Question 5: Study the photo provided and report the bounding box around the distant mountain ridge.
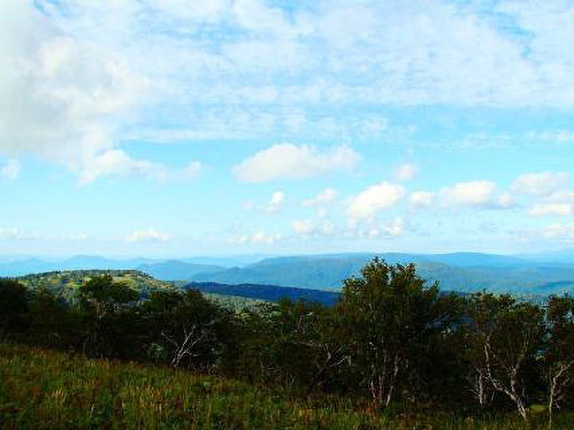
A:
[0,255,262,277]
[2,252,574,295]
[186,281,341,306]
[190,253,574,295]
[136,260,226,281]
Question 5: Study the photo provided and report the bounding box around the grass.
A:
[1,343,573,429]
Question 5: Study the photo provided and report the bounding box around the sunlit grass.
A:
[1,343,573,429]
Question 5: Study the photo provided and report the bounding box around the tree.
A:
[28,288,79,349]
[463,293,512,409]
[544,295,574,427]
[337,258,459,406]
[143,289,233,369]
[235,298,349,391]
[78,274,139,357]
[465,292,544,421]
[0,279,30,340]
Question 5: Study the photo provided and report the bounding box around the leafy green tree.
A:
[234,298,349,392]
[27,288,79,349]
[143,289,233,369]
[0,279,30,340]
[337,258,460,406]
[78,274,139,357]
[465,292,544,421]
[545,295,574,426]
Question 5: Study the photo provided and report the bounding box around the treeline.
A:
[2,258,574,424]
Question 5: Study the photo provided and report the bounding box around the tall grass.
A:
[1,343,572,429]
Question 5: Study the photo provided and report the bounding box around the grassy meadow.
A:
[1,343,573,430]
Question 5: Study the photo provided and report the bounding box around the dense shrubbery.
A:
[2,258,574,425]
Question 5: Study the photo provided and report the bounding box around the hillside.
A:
[0,255,267,277]
[187,281,341,305]
[3,252,574,296]
[17,270,176,301]
[2,343,556,430]
[137,260,226,281]
[190,253,574,295]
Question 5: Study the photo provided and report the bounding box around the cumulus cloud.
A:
[0,228,26,241]
[512,172,570,196]
[232,144,360,183]
[542,222,574,242]
[440,181,515,209]
[127,228,171,243]
[292,219,316,235]
[15,0,574,164]
[0,159,21,180]
[302,188,338,207]
[408,191,434,209]
[0,2,152,183]
[347,181,406,221]
[232,231,283,245]
[530,203,573,217]
[360,216,405,239]
[79,150,166,184]
[393,163,419,182]
[292,218,336,237]
[265,191,286,214]
[183,161,203,179]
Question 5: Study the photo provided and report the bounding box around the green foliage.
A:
[4,343,574,430]
[5,259,574,427]
[0,279,30,339]
[19,269,175,302]
[337,258,463,406]
[142,289,235,369]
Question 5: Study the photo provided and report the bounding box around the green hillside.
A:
[17,270,176,301]
[191,254,574,294]
[1,343,567,430]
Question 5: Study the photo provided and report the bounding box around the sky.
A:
[1,0,574,258]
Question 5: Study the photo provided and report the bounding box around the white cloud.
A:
[265,191,286,214]
[302,187,338,207]
[0,159,21,180]
[292,219,316,235]
[321,219,335,236]
[292,218,336,237]
[79,150,165,184]
[545,190,574,204]
[232,231,283,245]
[542,222,574,242]
[0,2,151,183]
[440,181,515,209]
[149,0,230,22]
[251,231,282,244]
[232,144,360,183]
[3,0,574,190]
[361,216,405,239]
[127,228,171,243]
[183,161,203,179]
[530,203,573,217]
[347,181,406,221]
[408,191,434,209]
[512,172,570,196]
[393,163,419,182]
[0,228,25,241]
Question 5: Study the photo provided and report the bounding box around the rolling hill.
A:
[137,260,226,281]
[186,281,341,305]
[16,270,176,301]
[190,253,574,295]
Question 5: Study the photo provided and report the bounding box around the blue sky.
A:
[1,0,574,257]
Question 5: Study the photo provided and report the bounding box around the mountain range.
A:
[2,251,574,295]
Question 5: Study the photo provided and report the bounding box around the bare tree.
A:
[161,322,215,368]
[466,293,544,422]
[545,296,574,428]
